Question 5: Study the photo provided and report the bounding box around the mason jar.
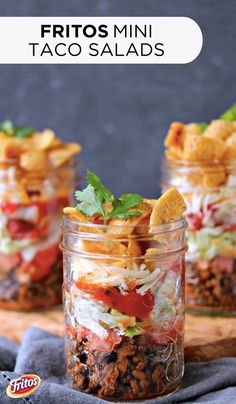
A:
[0,157,79,310]
[61,215,187,401]
[162,159,236,315]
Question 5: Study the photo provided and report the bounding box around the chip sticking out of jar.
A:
[162,103,236,315]
[64,170,186,227]
[0,120,81,310]
[62,171,187,401]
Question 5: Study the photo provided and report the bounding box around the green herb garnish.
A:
[197,122,208,132]
[75,170,143,224]
[195,104,236,132]
[220,103,236,121]
[14,127,35,138]
[0,120,35,138]
[0,120,14,135]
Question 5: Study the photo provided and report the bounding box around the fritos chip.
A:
[0,125,81,181]
[0,138,26,159]
[203,169,227,187]
[127,240,142,256]
[144,248,162,271]
[66,143,82,154]
[80,239,127,256]
[164,122,186,150]
[50,138,63,149]
[145,248,162,256]
[65,173,186,263]
[63,207,89,223]
[165,148,183,160]
[144,199,157,208]
[204,120,235,140]
[31,129,55,150]
[224,133,236,160]
[183,134,225,161]
[20,150,46,172]
[150,188,186,225]
[164,115,236,187]
[49,144,81,168]
[63,207,110,235]
[185,123,202,136]
[165,122,201,158]
[109,202,152,236]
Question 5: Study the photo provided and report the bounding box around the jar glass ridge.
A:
[62,216,187,401]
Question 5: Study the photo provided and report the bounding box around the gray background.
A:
[0,0,236,196]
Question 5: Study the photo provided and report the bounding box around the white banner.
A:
[0,17,203,64]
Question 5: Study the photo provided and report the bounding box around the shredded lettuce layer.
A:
[70,287,140,338]
[187,228,236,262]
[0,214,33,254]
[68,268,181,340]
[0,213,60,259]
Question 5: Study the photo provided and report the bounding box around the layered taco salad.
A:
[62,171,187,400]
[0,121,81,310]
[163,104,236,313]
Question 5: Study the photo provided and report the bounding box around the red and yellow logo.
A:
[6,374,41,398]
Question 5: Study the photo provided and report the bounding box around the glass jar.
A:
[61,216,187,401]
[0,158,79,310]
[162,159,236,315]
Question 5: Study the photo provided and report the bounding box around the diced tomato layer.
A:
[0,252,21,272]
[226,223,236,231]
[4,197,69,239]
[187,213,203,230]
[76,283,154,319]
[18,244,60,282]
[0,201,29,215]
[0,202,18,215]
[74,326,121,352]
[7,218,49,240]
[89,330,122,352]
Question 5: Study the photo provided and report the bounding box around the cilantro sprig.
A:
[196,103,236,132]
[196,122,208,132]
[220,103,236,121]
[75,171,143,224]
[0,120,35,138]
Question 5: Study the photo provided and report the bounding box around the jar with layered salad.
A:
[162,109,236,315]
[62,171,187,401]
[0,122,81,310]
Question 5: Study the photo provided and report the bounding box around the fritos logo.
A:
[6,374,41,398]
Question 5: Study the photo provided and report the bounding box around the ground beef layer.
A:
[186,258,236,313]
[0,259,63,310]
[66,333,183,400]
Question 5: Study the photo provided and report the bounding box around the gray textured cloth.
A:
[0,327,236,403]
